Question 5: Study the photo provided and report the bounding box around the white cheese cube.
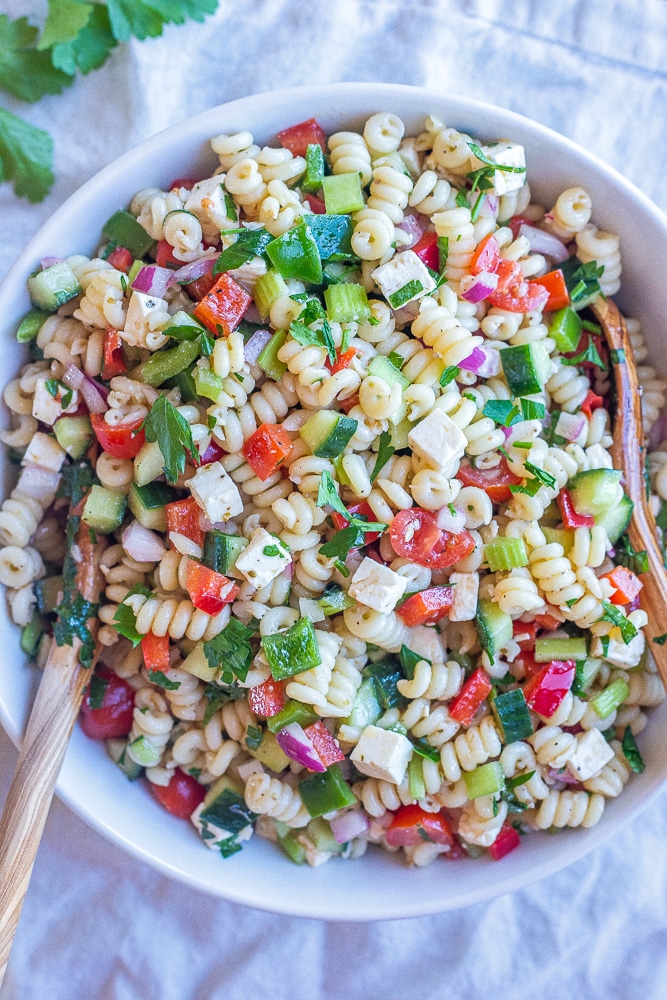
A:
[351,725,414,784]
[479,141,526,196]
[448,571,479,622]
[122,290,169,348]
[31,376,79,426]
[408,408,467,477]
[409,624,447,664]
[234,527,292,590]
[184,176,234,235]
[566,728,615,782]
[348,557,408,615]
[185,461,243,523]
[591,630,645,669]
[22,431,66,472]
[371,250,436,307]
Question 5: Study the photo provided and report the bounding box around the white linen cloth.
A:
[1,0,667,996]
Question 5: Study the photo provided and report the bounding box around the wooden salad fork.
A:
[0,520,106,988]
[592,297,667,687]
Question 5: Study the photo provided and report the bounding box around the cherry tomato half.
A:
[389,509,475,569]
[456,458,522,504]
[80,668,135,740]
[386,805,454,848]
[90,413,145,459]
[151,770,206,819]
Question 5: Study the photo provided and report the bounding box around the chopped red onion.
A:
[40,256,64,269]
[244,328,272,364]
[275,724,325,772]
[243,302,263,326]
[459,345,501,377]
[460,271,499,304]
[548,767,580,785]
[121,521,166,563]
[330,809,370,844]
[130,265,174,298]
[554,411,586,442]
[62,363,107,413]
[395,213,424,249]
[171,254,217,286]
[501,425,513,440]
[518,224,569,263]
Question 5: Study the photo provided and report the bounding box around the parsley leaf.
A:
[467,141,527,175]
[652,633,667,646]
[370,430,395,483]
[621,726,645,773]
[212,227,273,275]
[142,395,197,483]
[509,479,542,497]
[203,619,255,685]
[599,600,638,645]
[245,725,263,751]
[559,256,604,304]
[53,592,98,668]
[615,533,649,576]
[0,107,54,202]
[38,0,94,51]
[112,583,152,646]
[439,365,460,387]
[319,525,365,559]
[88,673,109,710]
[0,16,73,101]
[148,669,181,691]
[202,681,246,724]
[50,5,117,75]
[520,398,546,421]
[57,459,97,507]
[289,318,336,364]
[317,471,385,532]
[483,399,521,427]
[524,461,556,489]
[563,337,606,370]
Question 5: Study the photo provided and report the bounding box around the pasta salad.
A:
[1,111,665,868]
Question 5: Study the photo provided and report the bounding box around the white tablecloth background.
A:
[1,1,667,996]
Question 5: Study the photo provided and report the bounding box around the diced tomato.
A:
[277,117,327,157]
[151,770,206,819]
[488,823,521,860]
[325,347,358,374]
[390,508,475,569]
[248,677,285,718]
[141,632,170,673]
[533,610,563,631]
[397,586,453,626]
[199,438,225,465]
[508,215,532,239]
[557,489,594,529]
[513,620,538,650]
[80,668,135,740]
[90,413,145,459]
[456,458,522,504]
[331,501,382,545]
[101,327,127,380]
[184,271,218,301]
[580,390,604,419]
[106,246,133,273]
[165,497,204,548]
[412,231,440,271]
[488,260,550,313]
[531,269,570,312]
[193,272,251,336]
[514,648,542,677]
[303,193,326,214]
[339,392,359,414]
[601,566,643,605]
[448,667,492,726]
[524,659,576,717]
[386,805,454,848]
[470,233,501,275]
[242,423,293,481]
[304,720,345,767]
[155,239,181,269]
[170,177,199,191]
[185,560,238,615]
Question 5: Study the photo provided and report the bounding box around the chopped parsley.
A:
[88,672,109,710]
[388,279,423,310]
[483,399,521,427]
[203,618,255,686]
[439,365,460,387]
[147,669,181,691]
[524,461,556,489]
[615,534,649,576]
[45,378,73,408]
[289,317,336,364]
[262,545,281,557]
[112,582,152,646]
[53,591,97,668]
[621,726,645,773]
[652,633,667,646]
[598,601,638,645]
[142,395,197,483]
[559,256,604,304]
[212,227,272,275]
[563,337,606,370]
[370,430,395,483]
[202,681,246,725]
[245,725,263,751]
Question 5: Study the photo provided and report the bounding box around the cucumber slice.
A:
[500,343,551,396]
[128,481,180,531]
[16,308,50,343]
[594,494,633,543]
[491,689,533,743]
[306,817,344,854]
[202,531,248,575]
[389,417,411,450]
[549,306,582,353]
[534,636,588,662]
[106,738,143,780]
[567,469,623,517]
[82,485,127,533]
[133,440,166,486]
[340,677,382,730]
[299,411,358,458]
[53,415,93,459]
[21,612,47,658]
[368,354,410,390]
[542,526,574,554]
[28,261,81,312]
[475,598,512,658]
[200,774,253,833]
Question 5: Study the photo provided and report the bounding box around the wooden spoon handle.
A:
[0,639,87,987]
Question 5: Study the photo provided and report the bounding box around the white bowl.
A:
[1,83,666,920]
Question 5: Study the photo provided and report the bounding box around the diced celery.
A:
[254,269,289,320]
[484,537,529,572]
[324,282,370,322]
[257,328,288,380]
[194,365,224,402]
[408,755,426,800]
[463,761,506,800]
[322,173,365,214]
[591,678,630,719]
[534,636,588,662]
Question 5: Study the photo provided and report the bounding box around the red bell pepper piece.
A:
[396,586,453,627]
[165,497,204,548]
[448,667,492,726]
[101,327,127,380]
[533,610,563,631]
[151,770,206,819]
[304,720,345,767]
[325,347,359,374]
[488,823,521,860]
[170,177,199,191]
[277,117,327,157]
[106,246,133,273]
[242,422,293,481]
[303,193,326,214]
[185,561,238,615]
[331,501,382,544]
[90,413,145,459]
[557,488,594,529]
[339,392,359,414]
[470,233,501,275]
[523,659,576,717]
[155,239,181,269]
[192,272,251,336]
[530,269,570,311]
[141,631,170,674]
[580,389,604,419]
[248,677,285,718]
[184,272,218,302]
[385,805,454,848]
[513,620,538,650]
[80,668,135,739]
[412,231,440,271]
[601,566,643,605]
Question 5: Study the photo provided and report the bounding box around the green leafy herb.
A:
[505,771,535,790]
[45,378,73,408]
[142,395,197,483]
[388,279,423,310]
[410,738,440,762]
[509,479,542,497]
[437,236,449,275]
[148,669,181,691]
[483,399,521,427]
[298,297,326,326]
[600,634,610,657]
[317,582,356,615]
[53,591,97,668]
[520,398,546,421]
[106,0,218,42]
[50,6,117,76]
[88,672,109,710]
[262,544,280,557]
[615,533,649,576]
[652,633,667,646]
[563,337,606,370]
[212,227,273,275]
[317,471,385,531]
[202,681,246,725]
[455,188,469,208]
[200,330,214,356]
[398,644,427,680]
[112,583,152,646]
[467,141,527,175]
[598,600,638,645]
[559,256,604,304]
[39,1,95,51]
[370,430,395,483]
[57,459,97,507]
[0,15,73,102]
[223,191,238,223]
[203,618,255,685]
[387,351,404,370]
[439,365,460,387]
[524,461,556,489]
[319,525,365,560]
[289,318,336,364]
[621,726,645,773]
[218,835,243,859]
[245,725,263,751]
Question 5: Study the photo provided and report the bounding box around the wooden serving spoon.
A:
[0,520,106,989]
[592,297,667,687]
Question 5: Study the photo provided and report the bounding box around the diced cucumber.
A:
[408,755,426,800]
[363,659,405,711]
[484,537,528,572]
[299,764,357,818]
[306,817,344,854]
[594,494,634,544]
[324,283,370,322]
[463,760,505,800]
[247,730,290,772]
[276,825,307,864]
[194,365,224,402]
[257,328,288,380]
[299,410,358,458]
[106,738,143,780]
[53,415,93,459]
[267,700,319,733]
[368,354,410,390]
[82,485,127,533]
[572,658,602,695]
[534,636,588,662]
[202,530,248,575]
[128,481,180,532]
[542,526,574,555]
[33,575,63,614]
[322,173,365,214]
[340,677,382,730]
[567,469,623,517]
[475,598,513,658]
[133,440,166,486]
[181,644,219,683]
[500,343,551,396]
[21,612,47,658]
[127,735,161,767]
[302,143,326,194]
[102,209,155,258]
[389,417,411,451]
[28,261,81,312]
[491,689,533,743]
[16,308,50,342]
[549,306,582,353]
[200,774,254,832]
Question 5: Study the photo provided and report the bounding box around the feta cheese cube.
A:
[591,630,645,669]
[31,376,79,426]
[234,527,292,590]
[122,290,169,349]
[566,728,615,782]
[185,461,243,523]
[408,408,467,476]
[184,176,234,236]
[371,250,436,307]
[348,557,408,615]
[479,141,526,196]
[448,571,479,622]
[22,431,66,472]
[409,624,447,664]
[351,725,414,784]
